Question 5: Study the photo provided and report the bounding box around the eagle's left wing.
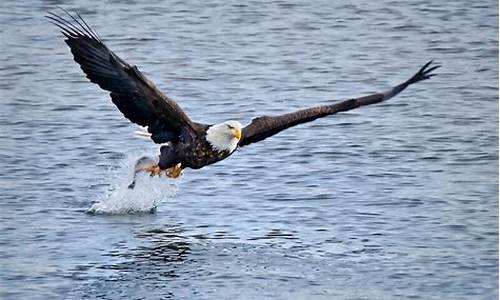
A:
[239,61,439,147]
[47,9,202,144]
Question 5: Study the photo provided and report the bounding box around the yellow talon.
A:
[167,163,183,178]
[145,165,161,177]
[143,163,181,178]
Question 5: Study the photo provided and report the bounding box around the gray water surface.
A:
[1,1,498,299]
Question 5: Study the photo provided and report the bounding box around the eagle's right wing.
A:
[47,10,200,143]
[239,61,439,147]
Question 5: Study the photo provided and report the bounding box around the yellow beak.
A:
[232,128,242,140]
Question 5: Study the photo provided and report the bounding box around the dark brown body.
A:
[159,127,234,170]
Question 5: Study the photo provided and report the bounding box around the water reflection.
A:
[102,227,189,269]
[67,226,190,299]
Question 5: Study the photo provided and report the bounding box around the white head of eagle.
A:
[206,120,242,153]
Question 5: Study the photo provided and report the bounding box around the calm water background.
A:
[1,0,498,299]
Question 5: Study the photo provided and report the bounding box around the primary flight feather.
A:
[47,9,440,185]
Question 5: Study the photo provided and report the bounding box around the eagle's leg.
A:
[145,165,162,177]
[157,144,181,178]
[130,144,181,181]
[166,163,183,178]
[128,144,180,188]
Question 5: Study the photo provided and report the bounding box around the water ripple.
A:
[1,0,498,299]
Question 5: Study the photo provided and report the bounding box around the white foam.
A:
[88,153,179,214]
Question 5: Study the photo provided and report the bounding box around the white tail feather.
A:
[134,127,152,139]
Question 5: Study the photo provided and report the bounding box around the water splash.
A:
[88,153,179,214]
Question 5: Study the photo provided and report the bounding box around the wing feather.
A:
[47,10,199,143]
[239,61,440,147]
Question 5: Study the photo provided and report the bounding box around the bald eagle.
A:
[47,10,439,186]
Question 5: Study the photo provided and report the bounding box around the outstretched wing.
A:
[239,61,440,147]
[47,9,199,143]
